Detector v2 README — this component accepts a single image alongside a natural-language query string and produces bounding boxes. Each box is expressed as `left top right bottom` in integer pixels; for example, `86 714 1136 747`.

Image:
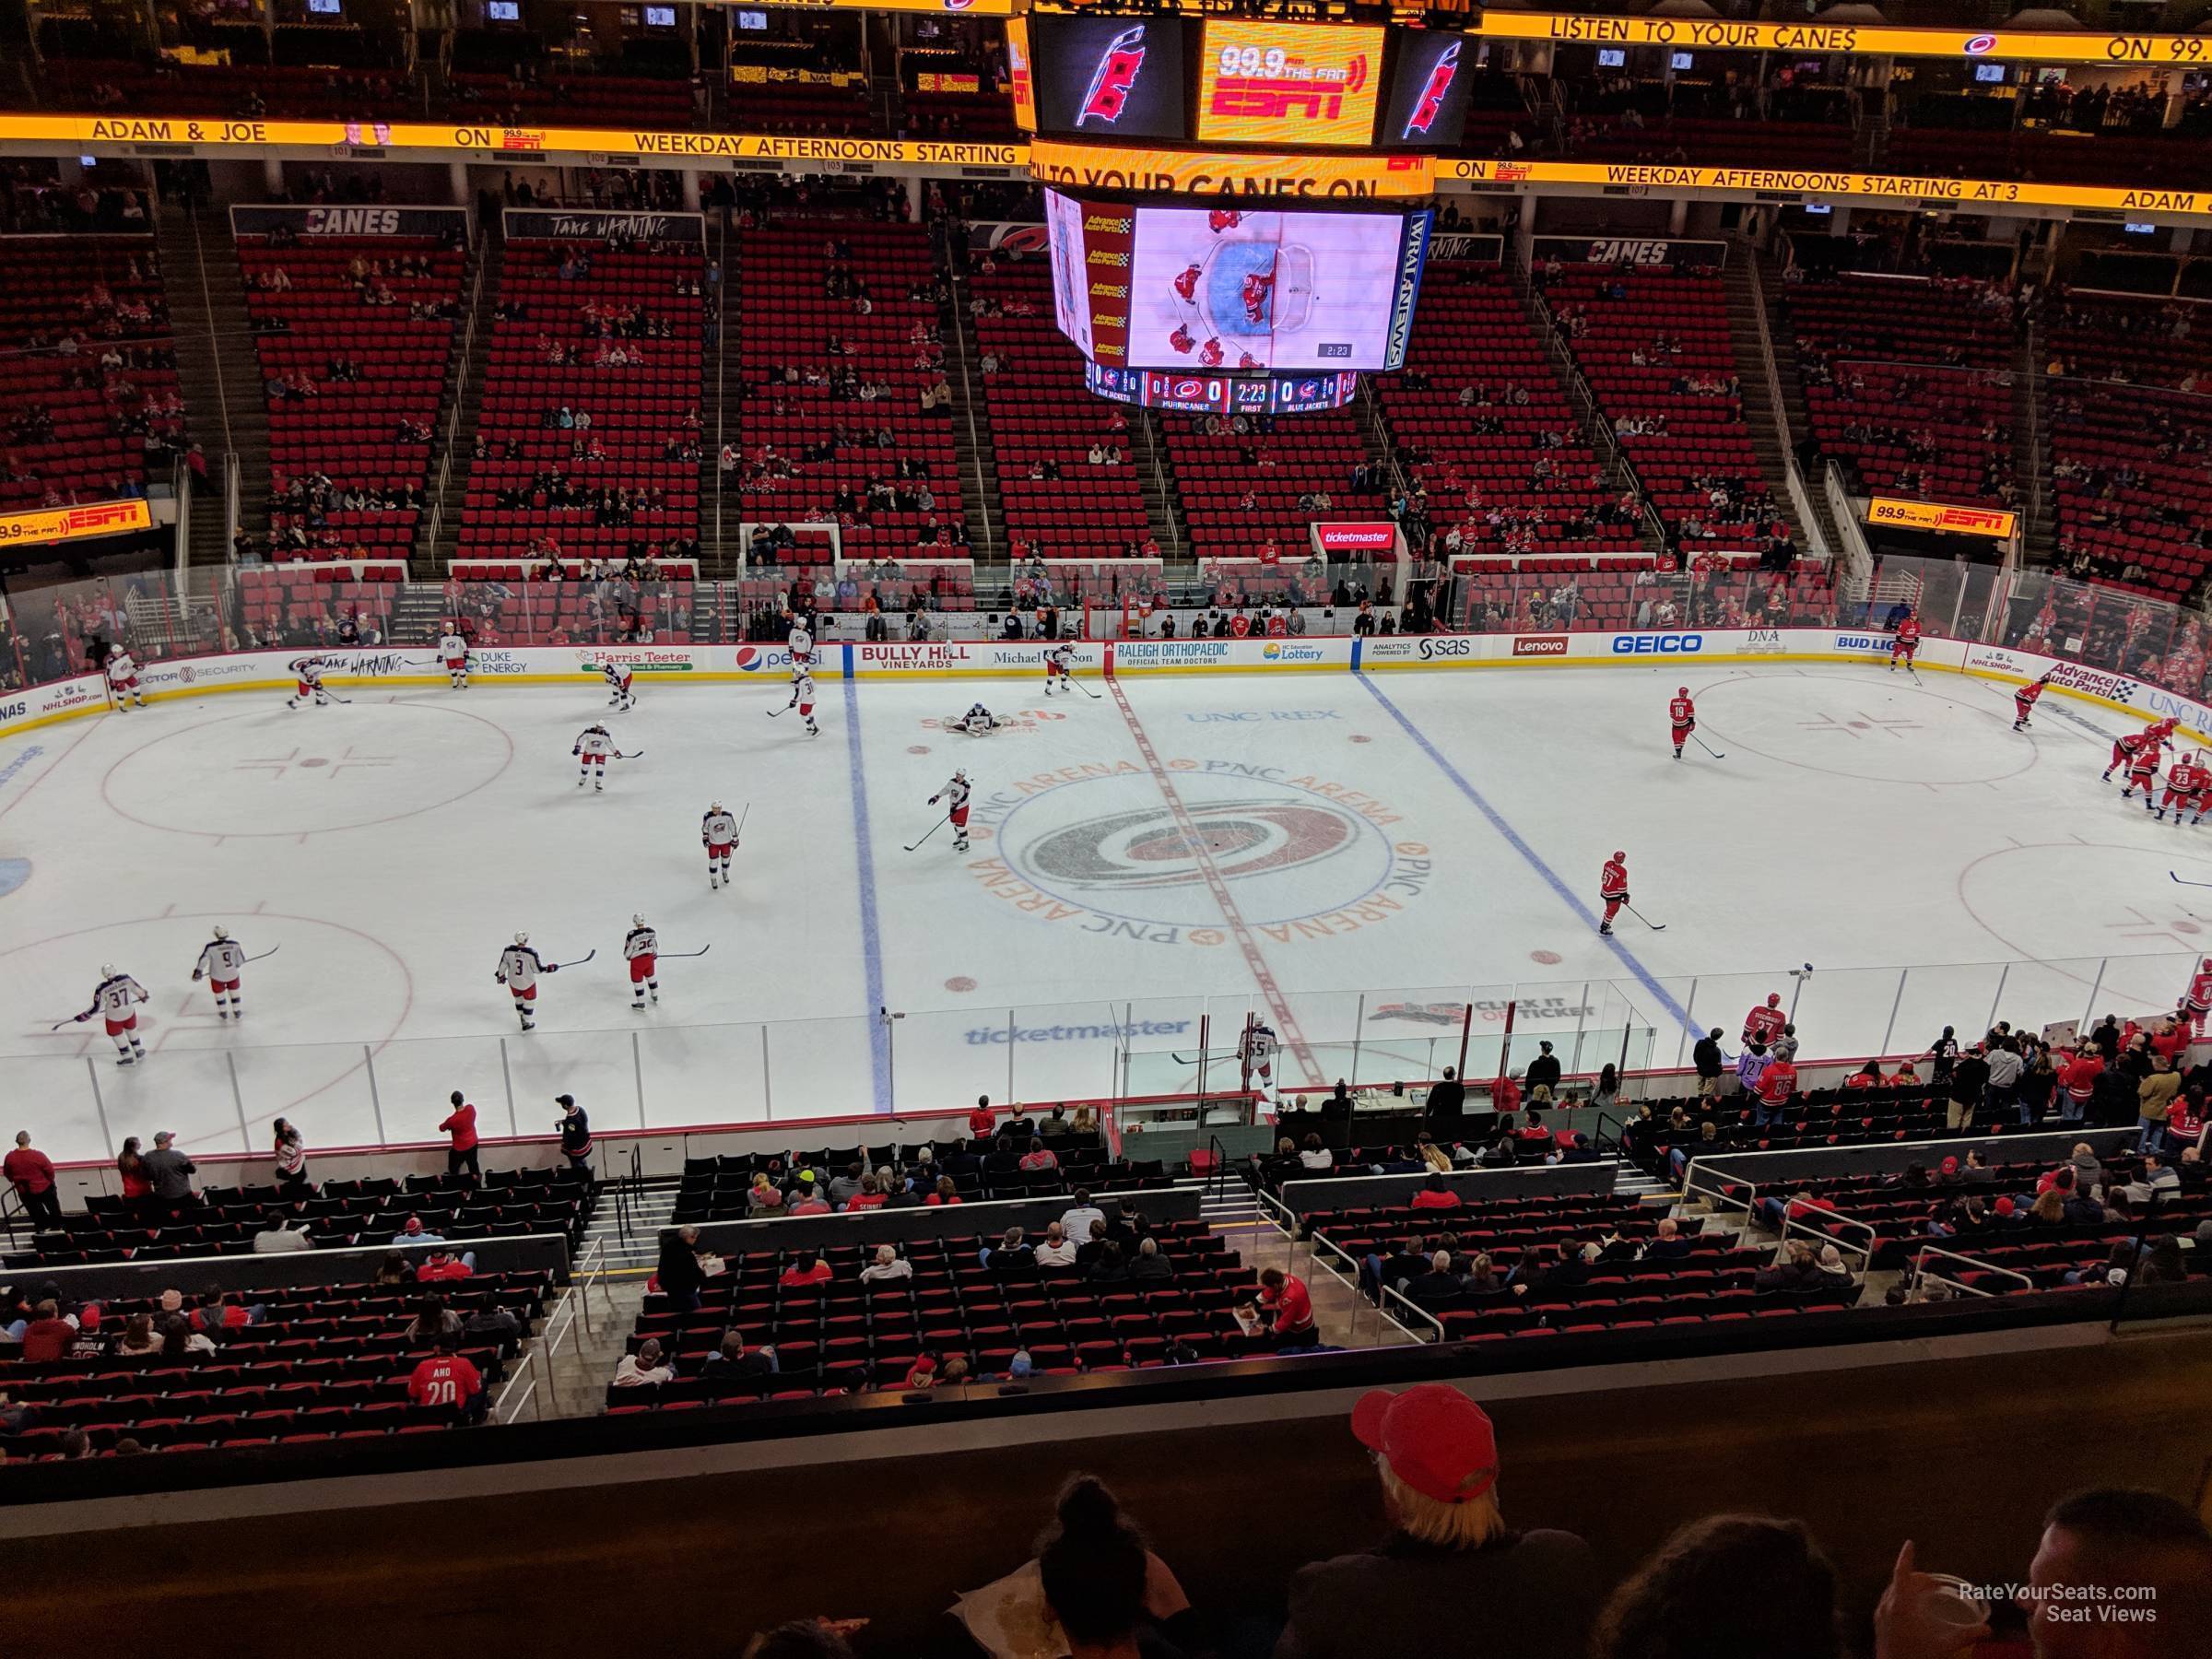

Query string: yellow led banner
1868 498 2018 539
1482 13 2212 65
1195 20 1386 148
0 499 154 547
1439 157 2209 218
729 0 1014 14
1007 15 1037 133
1029 138 1432 196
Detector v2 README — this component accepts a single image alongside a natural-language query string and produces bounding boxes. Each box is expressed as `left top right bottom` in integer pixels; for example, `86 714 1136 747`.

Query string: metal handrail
942 258 995 559
1911 1244 2034 1300
1681 1157 1757 1218
422 244 490 559
494 1366 540 1423
1781 1204 1880 1265
1379 1278 1447 1343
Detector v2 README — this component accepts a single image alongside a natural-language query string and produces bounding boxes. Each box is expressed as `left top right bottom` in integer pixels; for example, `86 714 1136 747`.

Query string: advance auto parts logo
963 759 1431 944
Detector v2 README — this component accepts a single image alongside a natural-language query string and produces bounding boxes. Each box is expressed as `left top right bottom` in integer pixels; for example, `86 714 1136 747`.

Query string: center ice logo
965 762 1424 940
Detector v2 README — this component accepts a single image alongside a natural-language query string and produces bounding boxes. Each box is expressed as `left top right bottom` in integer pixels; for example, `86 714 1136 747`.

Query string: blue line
840 671 894 1112
1354 674 1700 1038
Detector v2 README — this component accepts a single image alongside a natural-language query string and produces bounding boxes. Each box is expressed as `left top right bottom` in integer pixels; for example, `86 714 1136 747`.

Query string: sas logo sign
1510 635 1566 658
1418 636 1475 660
1611 633 1703 655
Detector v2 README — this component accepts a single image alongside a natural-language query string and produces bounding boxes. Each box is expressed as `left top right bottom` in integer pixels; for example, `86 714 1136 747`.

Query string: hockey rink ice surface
0 657 2203 1160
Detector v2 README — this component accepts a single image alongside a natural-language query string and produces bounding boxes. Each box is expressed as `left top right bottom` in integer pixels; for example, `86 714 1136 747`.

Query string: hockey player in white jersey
948 702 1000 735
701 801 739 889
788 622 816 676
1042 641 1077 697
601 661 635 712
785 669 819 737
494 933 559 1030
191 925 248 1020
440 627 471 689
73 965 150 1064
1240 1018 1278 1095
624 913 660 1009
930 769 972 853
288 656 332 710
574 724 622 789
105 646 148 711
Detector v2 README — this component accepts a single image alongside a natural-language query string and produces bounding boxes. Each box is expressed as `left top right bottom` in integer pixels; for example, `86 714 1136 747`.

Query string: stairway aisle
1720 251 1810 552
577 1174 680 1274
158 205 270 563
1752 242 1849 561
418 236 503 571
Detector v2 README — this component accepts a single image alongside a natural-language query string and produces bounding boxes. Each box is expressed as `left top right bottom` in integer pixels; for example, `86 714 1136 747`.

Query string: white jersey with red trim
624 924 659 961
105 650 138 687
92 973 147 1018
788 628 816 675
196 938 246 981
1047 643 1076 672
439 632 468 663
701 809 737 845
601 663 633 693
934 774 971 813
497 944 545 990
575 728 616 759
791 672 816 703
289 657 325 688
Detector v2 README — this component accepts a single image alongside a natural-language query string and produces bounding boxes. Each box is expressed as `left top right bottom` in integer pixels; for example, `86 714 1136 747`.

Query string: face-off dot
1529 949 1563 965
944 976 977 993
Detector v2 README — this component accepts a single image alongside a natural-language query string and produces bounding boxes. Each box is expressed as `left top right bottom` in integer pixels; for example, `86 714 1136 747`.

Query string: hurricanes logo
1027 800 1357 891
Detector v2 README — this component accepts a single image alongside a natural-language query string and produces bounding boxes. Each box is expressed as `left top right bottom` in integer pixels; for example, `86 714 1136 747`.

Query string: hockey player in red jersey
1597 851 1629 935
2013 672 2052 731
1668 687 1696 759
1199 337 1224 369
2107 718 2175 782
1169 324 1195 356
2185 957 2212 1035
1889 612 1922 671
1240 264 1276 324
1172 264 1200 301
1207 208 1242 234
2159 753 2205 825
1743 993 1787 1049
2121 735 2162 808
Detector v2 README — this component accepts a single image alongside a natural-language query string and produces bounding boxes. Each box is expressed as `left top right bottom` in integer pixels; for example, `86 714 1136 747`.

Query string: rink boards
6 626 2207 744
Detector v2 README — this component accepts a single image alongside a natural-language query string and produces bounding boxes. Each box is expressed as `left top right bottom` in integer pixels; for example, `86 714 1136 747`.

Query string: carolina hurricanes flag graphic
1402 40 1460 138
1077 26 1150 127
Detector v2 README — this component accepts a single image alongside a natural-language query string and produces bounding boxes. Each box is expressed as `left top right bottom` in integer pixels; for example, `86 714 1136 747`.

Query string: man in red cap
1277 1383 1599 1658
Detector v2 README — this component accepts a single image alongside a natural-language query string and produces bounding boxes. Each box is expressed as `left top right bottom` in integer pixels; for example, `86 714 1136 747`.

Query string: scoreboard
1195 21 1385 147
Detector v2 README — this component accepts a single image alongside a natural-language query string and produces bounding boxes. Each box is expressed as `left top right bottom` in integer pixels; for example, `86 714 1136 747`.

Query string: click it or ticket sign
1196 20 1385 147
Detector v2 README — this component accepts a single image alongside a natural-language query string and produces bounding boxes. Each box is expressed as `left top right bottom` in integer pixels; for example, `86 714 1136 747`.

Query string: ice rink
0 656 2203 1160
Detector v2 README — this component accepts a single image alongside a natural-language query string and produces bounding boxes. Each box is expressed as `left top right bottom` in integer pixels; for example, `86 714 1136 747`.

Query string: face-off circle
982 766 1405 932
1692 673 2036 785
101 705 515 838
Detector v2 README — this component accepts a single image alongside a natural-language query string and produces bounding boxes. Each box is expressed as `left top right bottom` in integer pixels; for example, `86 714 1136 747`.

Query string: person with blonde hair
1275 1383 1598 1658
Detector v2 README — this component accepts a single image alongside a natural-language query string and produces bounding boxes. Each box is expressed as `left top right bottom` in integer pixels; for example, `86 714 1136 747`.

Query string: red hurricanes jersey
1600 859 1629 899
2189 967 2212 1009
1745 1005 1786 1045
1897 618 1922 643
2017 680 2046 706
1668 696 1694 726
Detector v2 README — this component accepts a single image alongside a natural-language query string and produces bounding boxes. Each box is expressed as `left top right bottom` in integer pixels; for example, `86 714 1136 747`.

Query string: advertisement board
0 499 153 547
1479 12 2212 65
228 204 469 239
1866 497 2018 539
1026 140 1436 200
1006 15 1037 133
1531 235 1726 268
1030 14 1188 141
1124 206 1427 373
1195 20 1385 148
502 207 705 246
1043 190 1135 365
1312 522 1397 553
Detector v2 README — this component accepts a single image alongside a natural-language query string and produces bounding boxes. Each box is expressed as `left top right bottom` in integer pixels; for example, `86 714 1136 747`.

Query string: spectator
416 1248 476 1283
1983 1040 2025 1122
399 1215 445 1245
843 1174 888 1213
655 1224 707 1312
1406 1251 1464 1312
254 1213 311 1253
1257 1265 1315 1345
927 1176 962 1206
1299 1134 1334 1171
1755 1240 1825 1296
1018 1136 1061 1173
1277 1384 1599 1659
1033 1222 1078 1268
1641 1217 1694 1261
159 1314 214 1359
857 1245 912 1285
406 1334 487 1422
556 1094 593 1173
828 1160 866 1207
779 1253 832 1289
20 1300 79 1363
901 1353 940 1390
1088 1241 1131 1284
115 1135 154 1219
1060 1189 1105 1242
2002 1489 2212 1659
967 1095 996 1138
139 1131 198 1218
1033 1477 1204 1659
701 1332 778 1389
1128 1237 1173 1281
613 1338 675 1389
1524 1041 1561 1102
4 1132 61 1230
1693 1029 1728 1099
1594 1514 1841 1659
1409 1175 1461 1211
406 1294 462 1347
440 1091 481 1182
1753 1053 1799 1126
786 1177 831 1217
271 1118 308 1194
114 1313 159 1358
1423 1066 1465 1132
982 1227 1034 1273
747 1171 785 1216
2138 1054 2181 1151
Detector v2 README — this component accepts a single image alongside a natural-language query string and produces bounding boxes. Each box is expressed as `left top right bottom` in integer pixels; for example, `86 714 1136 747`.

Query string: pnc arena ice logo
1029 800 1358 891
1611 633 1704 655
1077 27 1151 127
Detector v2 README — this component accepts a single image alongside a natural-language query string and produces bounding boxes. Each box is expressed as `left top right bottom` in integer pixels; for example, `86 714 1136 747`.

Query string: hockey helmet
709 800 724 813
633 913 647 927
1677 686 1688 697
514 932 530 946
212 925 229 941
954 769 969 782
1612 850 1625 862
100 962 116 979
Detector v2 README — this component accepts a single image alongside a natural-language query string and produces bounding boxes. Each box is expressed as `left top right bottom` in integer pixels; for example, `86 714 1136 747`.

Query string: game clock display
1084 363 1360 416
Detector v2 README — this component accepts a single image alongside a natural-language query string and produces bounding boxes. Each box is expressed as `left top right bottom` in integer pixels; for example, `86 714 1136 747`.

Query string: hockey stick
1691 733 1726 759
657 945 712 959
2171 872 2212 889
243 946 281 964
49 1014 89 1030
764 700 788 718
904 816 949 853
550 949 597 969
735 804 750 840
1624 902 1668 931
616 749 644 760
1073 677 1102 700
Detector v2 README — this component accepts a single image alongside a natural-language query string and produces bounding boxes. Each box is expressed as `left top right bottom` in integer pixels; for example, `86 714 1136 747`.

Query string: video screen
1196 19 1383 147
1031 14 1188 141
1126 206 1422 373
1006 16 1036 132
1381 29 1470 148
1044 189 1093 358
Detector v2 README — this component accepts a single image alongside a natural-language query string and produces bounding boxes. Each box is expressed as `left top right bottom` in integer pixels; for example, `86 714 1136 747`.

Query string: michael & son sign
6 630 2207 740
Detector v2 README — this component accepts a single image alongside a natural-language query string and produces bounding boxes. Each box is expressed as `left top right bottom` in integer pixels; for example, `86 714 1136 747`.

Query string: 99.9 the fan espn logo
1207 50 1372 124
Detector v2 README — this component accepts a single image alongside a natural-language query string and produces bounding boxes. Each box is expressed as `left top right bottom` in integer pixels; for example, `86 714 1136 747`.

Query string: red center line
1106 677 1324 1089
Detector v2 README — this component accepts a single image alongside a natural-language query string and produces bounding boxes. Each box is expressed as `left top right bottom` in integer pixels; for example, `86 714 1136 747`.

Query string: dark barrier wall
3 1316 2207 1657
1690 1126 2136 1192
1278 1161 1617 1217
3 1233 571 1300
669 1186 1204 1256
